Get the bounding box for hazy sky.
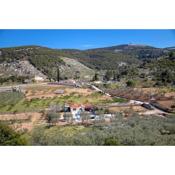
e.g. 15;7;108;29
0;29;175;49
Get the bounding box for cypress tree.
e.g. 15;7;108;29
57;67;60;82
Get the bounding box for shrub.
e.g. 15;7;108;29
46;112;60;124
29;114;175;146
104;137;120;145
126;80;136;87
0;123;27;145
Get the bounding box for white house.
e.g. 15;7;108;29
70;104;84;121
34;75;45;82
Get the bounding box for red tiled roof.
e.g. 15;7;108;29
70;104;82;108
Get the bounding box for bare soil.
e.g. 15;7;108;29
25;85;93;100
108;105;147;113
107;87;175;102
157;100;175;109
0;112;44;131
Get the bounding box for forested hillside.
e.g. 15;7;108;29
0;44;174;85
56;44;169;69
0;46;94;81
0;46;64;79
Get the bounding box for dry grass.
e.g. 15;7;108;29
25;85;93;100
0;112;44;131
157;100;175;109
108;105;146;113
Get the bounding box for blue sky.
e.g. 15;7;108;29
0;29;175;49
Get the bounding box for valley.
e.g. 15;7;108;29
0;44;175;145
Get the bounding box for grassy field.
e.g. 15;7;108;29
113;97;129;103
1;85;175;114
0;91;24;105
0;91;113;113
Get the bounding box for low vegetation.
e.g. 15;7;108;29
149;58;175;86
29;114;175;145
0;75;30;85
0;91;24;107
0;45;175;146
0;91;112;113
0;122;27;145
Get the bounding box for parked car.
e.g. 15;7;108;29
141;103;154;110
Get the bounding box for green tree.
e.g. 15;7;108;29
168;52;175;59
104;137;120;145
57;67;60;82
92;72;99;81
0;123;27;145
112;70;118;81
158;69;174;85
74;71;80;80
104;70;113;81
126;80;136;87
127;67;139;78
46;112;60;124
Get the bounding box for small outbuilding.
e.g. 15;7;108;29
34;75;45;82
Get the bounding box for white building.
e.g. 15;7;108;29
70;104;84;121
34;75;45;82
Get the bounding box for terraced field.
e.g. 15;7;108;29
0;84;112;114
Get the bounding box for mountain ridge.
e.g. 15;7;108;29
0;44;174;80
1;43;175;51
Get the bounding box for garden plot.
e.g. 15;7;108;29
0;112;44;131
25;84;93;100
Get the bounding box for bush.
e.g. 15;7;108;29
29;114;175;146
0;123;27;145
0;91;24;106
113;97;128;103
46;112;60;124
104;137;120;145
126;80;136;87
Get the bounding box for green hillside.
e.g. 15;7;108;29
55;44;169;69
0;45;174;85
0;46;95;81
